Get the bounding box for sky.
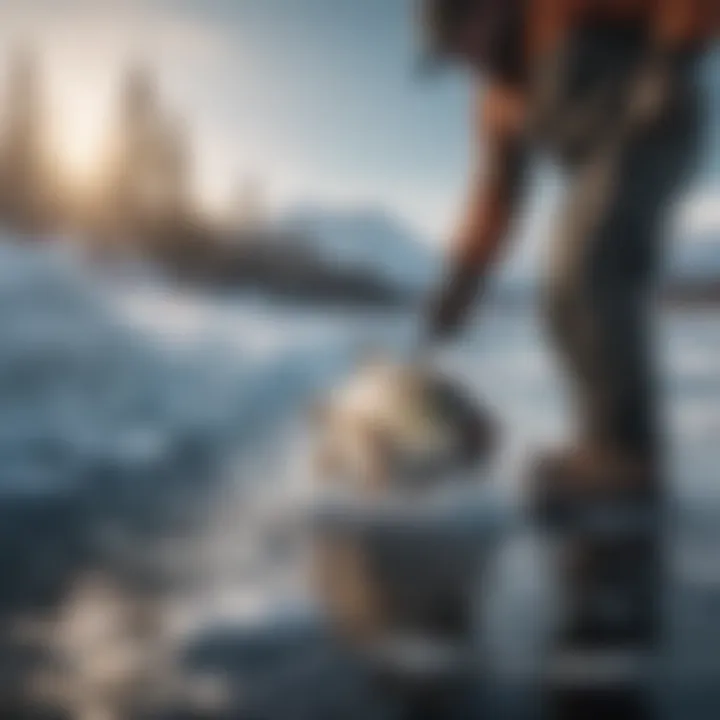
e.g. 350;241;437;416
0;0;718;256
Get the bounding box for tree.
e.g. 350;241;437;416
0;48;52;233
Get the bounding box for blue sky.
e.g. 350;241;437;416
0;0;718;255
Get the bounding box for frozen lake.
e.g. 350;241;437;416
0;241;718;718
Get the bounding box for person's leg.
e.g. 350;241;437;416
543;65;702;472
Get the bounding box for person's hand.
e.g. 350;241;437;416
424;264;484;346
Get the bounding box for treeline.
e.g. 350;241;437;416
0;50;405;307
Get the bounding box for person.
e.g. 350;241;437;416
422;0;717;494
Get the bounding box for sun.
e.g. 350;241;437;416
51;75;113;189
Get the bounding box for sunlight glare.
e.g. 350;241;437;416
52;74;113;189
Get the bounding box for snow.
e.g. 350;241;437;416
0;235;718;717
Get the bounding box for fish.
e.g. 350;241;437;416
313;358;498;494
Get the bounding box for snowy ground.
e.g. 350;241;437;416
0;239;718;719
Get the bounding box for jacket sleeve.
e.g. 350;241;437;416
653;0;719;47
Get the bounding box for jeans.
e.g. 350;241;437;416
534;27;703;461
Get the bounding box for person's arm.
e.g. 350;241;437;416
426;82;528;341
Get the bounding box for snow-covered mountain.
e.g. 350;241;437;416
277;200;720;299
280;206;439;290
